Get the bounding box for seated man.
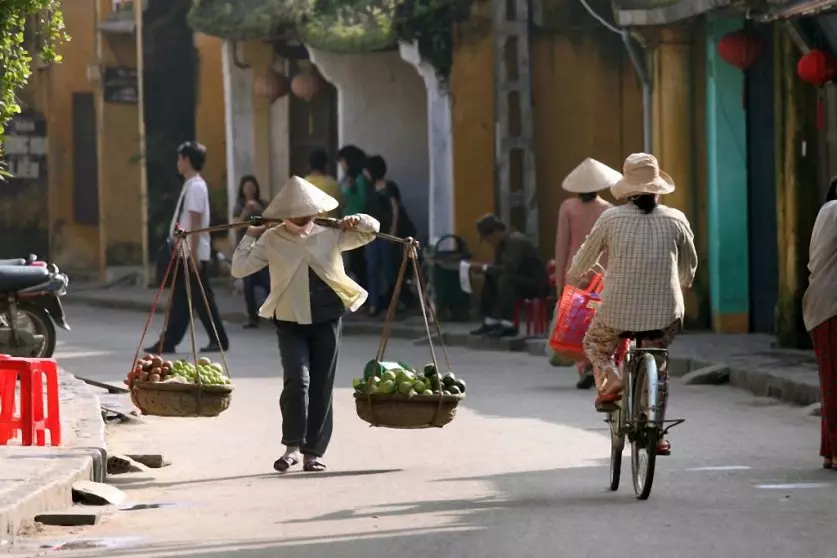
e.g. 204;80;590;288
469;214;549;338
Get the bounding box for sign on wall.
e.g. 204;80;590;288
2;110;47;184
0;110;49;258
104;66;139;104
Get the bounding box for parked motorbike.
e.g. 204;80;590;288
0;254;70;358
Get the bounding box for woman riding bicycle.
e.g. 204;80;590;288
566;153;698;456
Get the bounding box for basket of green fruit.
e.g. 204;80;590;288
126;353;234;418
353;360;466;429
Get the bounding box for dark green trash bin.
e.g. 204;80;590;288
425;235;472;321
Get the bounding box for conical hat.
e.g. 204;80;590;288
263;175;339;220
562;158;623;194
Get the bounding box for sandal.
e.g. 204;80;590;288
273;455;300;473
656;439;671;456
303;458;327;472
594;391;621;413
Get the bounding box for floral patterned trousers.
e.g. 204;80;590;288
582;318;681;382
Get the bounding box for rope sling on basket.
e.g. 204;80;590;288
352;239;466;429
126;230;233;418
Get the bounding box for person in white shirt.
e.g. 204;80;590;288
232;176;379;473
145;141;229;354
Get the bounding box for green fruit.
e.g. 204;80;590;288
352;377;362;389
379;380;396;394
454;379;467;393
423;363;437;378
363;360;383;380
381;371;397;383
448;385;462;395
367;384;380;394
395;370;416;384
367;377;381;387
442;373;456;388
198;357;212;366
398;381;414;396
443;390;452;396
414;380;426;394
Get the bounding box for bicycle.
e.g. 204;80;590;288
605;330;684;500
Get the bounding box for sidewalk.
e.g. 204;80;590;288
68;284;821;407
0;368;107;540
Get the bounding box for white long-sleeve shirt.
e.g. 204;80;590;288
231;214;380;324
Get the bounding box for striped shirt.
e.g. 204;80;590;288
567;203;698;331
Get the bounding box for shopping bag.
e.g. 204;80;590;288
549;273;604;361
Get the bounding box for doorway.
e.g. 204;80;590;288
288;58;338;178
745;24;779;333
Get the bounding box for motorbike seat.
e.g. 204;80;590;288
0;266;51;291
0;258;26;266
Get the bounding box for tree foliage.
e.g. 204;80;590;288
0;0;68;136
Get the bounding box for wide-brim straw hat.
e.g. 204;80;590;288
610;153;675;200
263;175;339;220
562;158;623;194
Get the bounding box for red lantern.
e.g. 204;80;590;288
254;70;290;103
718;29;764;70
797;49;837;87
291;67;327;102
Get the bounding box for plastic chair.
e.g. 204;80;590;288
0;355;61;446
513;298;550;337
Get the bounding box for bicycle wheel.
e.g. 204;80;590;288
608;386;627;491
631;353;659;500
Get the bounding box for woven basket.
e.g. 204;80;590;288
131;381;234;418
354;392;464;429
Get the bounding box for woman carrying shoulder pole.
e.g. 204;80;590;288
231;176;380;473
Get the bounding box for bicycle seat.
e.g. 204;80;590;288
0;266;50;291
618;329;664;343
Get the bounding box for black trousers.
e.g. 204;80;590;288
161;260;229;350
480;272;543;322
276;318;341;457
243;267;270;321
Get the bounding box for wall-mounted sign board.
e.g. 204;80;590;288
103;66;138;104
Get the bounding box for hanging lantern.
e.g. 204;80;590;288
717;29;764;71
797;49;837;87
254;70;290;103
291;67;327;102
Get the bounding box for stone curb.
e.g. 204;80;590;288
69;293;820;407
0;370;108;539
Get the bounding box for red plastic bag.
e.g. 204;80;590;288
549;274;604;361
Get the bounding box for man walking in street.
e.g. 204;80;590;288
469;214;549;338
145;141;230;354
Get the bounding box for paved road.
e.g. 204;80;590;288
7;304;837;557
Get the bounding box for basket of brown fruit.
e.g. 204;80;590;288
125;353;234;418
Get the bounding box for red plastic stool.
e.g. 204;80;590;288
513;298;550;337
0;355;61;446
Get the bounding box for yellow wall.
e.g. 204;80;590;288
195;33;227;194
39;2;100;270
450;24;496;263
531;30;643;258
449;22;643;263
14;4;228;274
100;34;143;265
243;40;276;196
